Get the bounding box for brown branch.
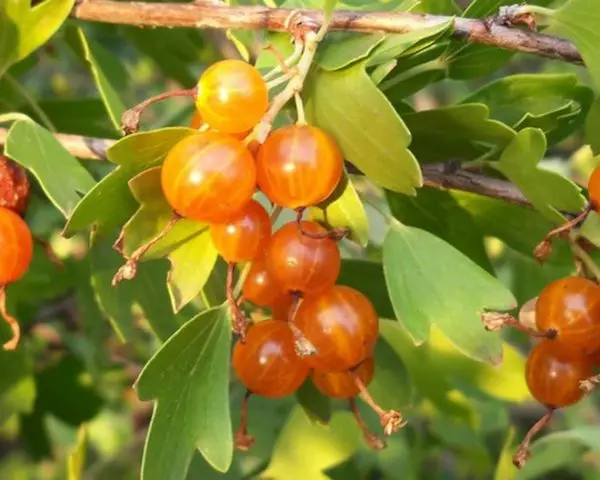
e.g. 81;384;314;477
0;128;531;207
71;1;582;64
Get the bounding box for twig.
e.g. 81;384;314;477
227;262;250;339
0;129;533;207
71;2;582;64
513;408;554;469
479;311;556;339
235;390;255;451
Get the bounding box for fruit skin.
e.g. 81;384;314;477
0;155;30;215
535;276;600;354
209;200;271;263
588;166;600;210
190;111;249;140
232;319;309;398
195;59;268;134
160;131;256;223
256;125;343;209
295;285;379;372
267;221;340;294
526;340;592;408
242;255;286;307
0;207;33;285
312;357;375;399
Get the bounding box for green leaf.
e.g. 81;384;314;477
0;0;74;76
296;380;332;426
547;0;600;90
585;98;600;154
65;127;197;236
401;103;516;163
490;128;586;223
580;211;600;248
451;190;573;265
494;427;517;480
67;426;88;480
0;349;35;425
123;167;219;312
136;307;233;478
308;173;369;246
306;62;422;194
369;337;412;409
462;74;593;145
67;27;127;132
5;119;96;217
383;221;516;363
446;45;514;80
366;20;453;67
90;233;181;342
387;187;494;272
317;33;386;71
534;426;600;451
413;0;460;14
263;407;360;480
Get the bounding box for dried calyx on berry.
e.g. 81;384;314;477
0;154;30;216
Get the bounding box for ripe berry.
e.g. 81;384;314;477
195;59;268;134
0;207;33;286
526;340;592;408
0;155;30;215
190;111;249;140
242;255;286;307
232;319;309;398
209;200;271;263
295;285;379;372
588;165;600;210
312;357;375;399
267;221;340;294
535;276;600;354
256;125;343;209
160;131;256;223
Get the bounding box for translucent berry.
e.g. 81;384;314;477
535;276;600;354
526;340;592;408
267;221;340;294
256;125;343;208
210;200;271;263
242;255;286;307
195;59;268;134
295;285;379;372
190;111;248;140
312;357;375;399
232;319;309;398
0;207;33;286
0;155;30;215
160;131;256;223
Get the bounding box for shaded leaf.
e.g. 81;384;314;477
309;172;369;246
65;127;197;235
306;62;422;194
490;128;586;223
67;27;127;132
5;119;96;217
136;307;233;478
0;349;35;424
317;33;386;71
383;221;516;363
296;379;332;426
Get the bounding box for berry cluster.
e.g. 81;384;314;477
484;276;600;467
123;59;406;450
0;154;33;350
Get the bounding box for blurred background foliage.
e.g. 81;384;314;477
2;0;600;479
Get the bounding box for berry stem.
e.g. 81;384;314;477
480;311;556;339
534;203;592;262
0;286;20;350
263;40;304;82
513;408;554;469
287;292;317;357
349;397;387;450
294;92;306;125
235;390;255;451
351;370;406;436
121;87;196;135
227;262;250;340
568;231;600;283
295;208;349;240
266;71;294;90
112;213;180;286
